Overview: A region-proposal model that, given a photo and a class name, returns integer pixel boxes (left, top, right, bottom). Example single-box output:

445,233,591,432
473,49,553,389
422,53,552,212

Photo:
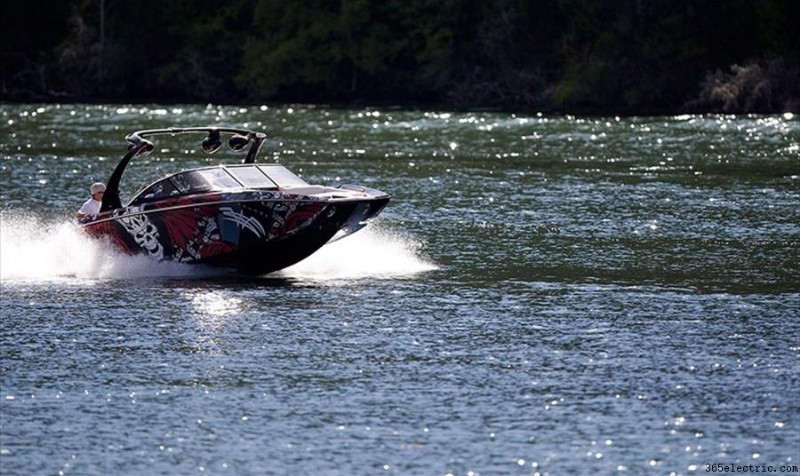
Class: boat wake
0,211,436,282
277,225,438,281
0,212,203,282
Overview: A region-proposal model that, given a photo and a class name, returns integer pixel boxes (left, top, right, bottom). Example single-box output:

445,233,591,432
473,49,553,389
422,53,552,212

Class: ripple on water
0,105,798,475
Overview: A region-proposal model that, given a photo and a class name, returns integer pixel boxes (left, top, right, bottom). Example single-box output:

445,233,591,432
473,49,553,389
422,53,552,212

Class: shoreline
3,94,797,118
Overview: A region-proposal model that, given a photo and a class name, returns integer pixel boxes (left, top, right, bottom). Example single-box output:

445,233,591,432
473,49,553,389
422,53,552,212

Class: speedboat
80,126,389,275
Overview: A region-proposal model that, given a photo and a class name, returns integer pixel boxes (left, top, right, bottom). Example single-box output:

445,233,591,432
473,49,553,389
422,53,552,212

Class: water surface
1,104,798,475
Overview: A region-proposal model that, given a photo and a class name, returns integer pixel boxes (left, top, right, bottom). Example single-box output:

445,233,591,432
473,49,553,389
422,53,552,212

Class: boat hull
81,190,389,275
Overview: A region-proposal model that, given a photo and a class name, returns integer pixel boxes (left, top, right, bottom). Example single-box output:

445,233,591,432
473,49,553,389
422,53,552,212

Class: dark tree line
2,0,798,114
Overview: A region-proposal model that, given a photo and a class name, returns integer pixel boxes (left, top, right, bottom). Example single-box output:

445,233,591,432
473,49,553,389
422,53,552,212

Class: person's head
90,182,106,200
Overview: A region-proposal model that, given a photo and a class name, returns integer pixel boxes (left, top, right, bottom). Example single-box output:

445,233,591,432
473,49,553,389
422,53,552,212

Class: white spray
0,211,435,282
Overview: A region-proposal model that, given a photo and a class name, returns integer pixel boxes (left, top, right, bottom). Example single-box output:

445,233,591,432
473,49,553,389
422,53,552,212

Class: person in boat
75,182,106,221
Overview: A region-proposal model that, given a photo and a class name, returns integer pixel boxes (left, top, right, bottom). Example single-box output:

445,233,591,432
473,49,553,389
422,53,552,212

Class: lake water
1,104,798,475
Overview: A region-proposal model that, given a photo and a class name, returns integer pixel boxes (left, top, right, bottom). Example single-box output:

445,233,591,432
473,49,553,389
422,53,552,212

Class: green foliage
2,0,798,113
1,0,73,96
237,0,340,100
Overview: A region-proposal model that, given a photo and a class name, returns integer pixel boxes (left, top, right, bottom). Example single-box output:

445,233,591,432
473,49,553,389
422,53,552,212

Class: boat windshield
222,165,308,188
259,165,308,188
226,165,276,188
128,165,309,206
